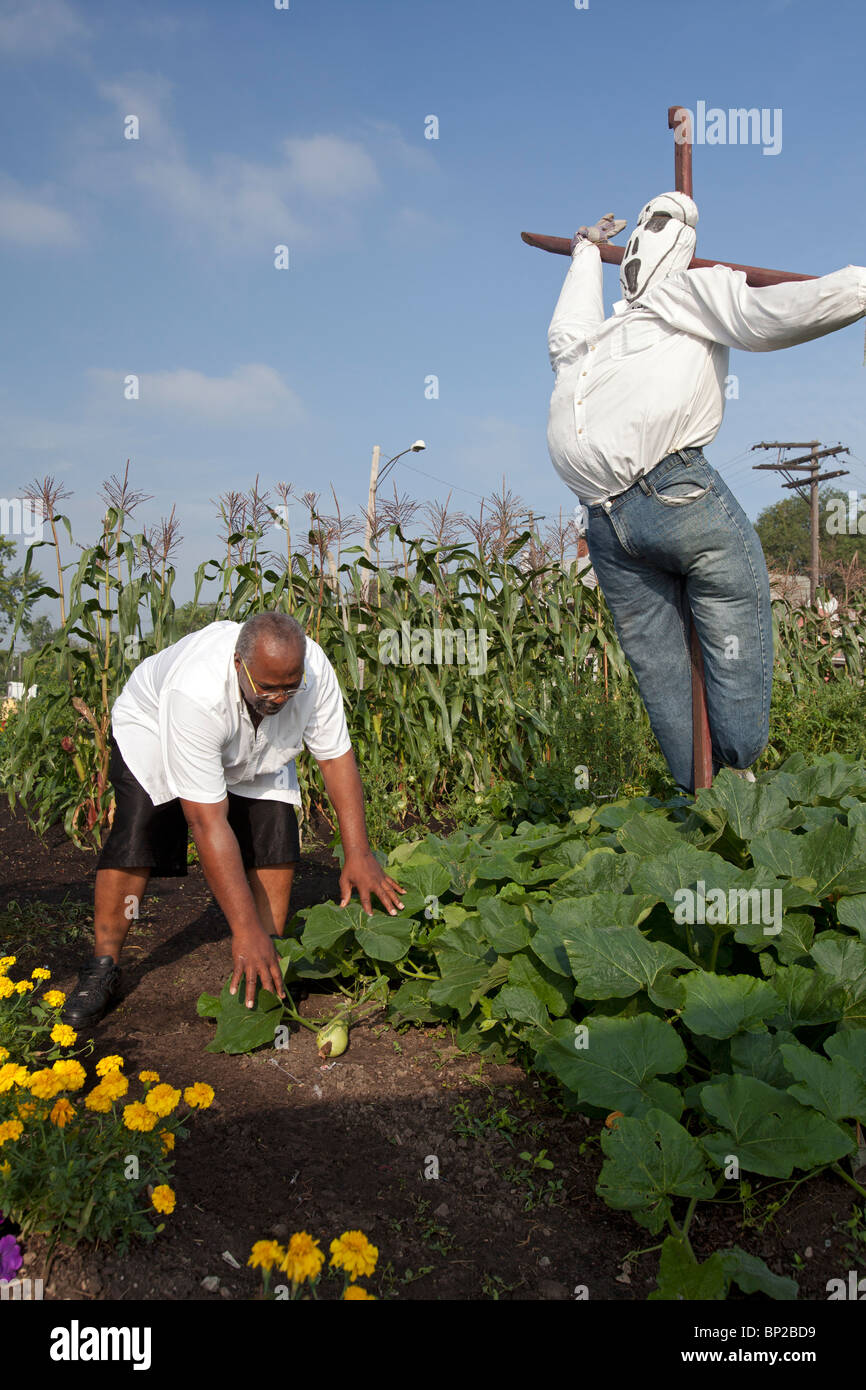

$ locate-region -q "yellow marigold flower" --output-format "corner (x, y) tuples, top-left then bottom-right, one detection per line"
(0, 1047), (8, 1062)
(151, 1184), (176, 1215)
(50, 1097), (76, 1128)
(343, 1285), (376, 1300)
(43, 990), (66, 1008)
(145, 1083), (181, 1118)
(51, 1059), (86, 1091)
(14, 980), (34, 994)
(0, 955), (16, 973)
(183, 1082), (214, 1110)
(0, 1119), (24, 1146)
(0, 1160), (10, 1176)
(31, 967), (51, 981)
(0, 978), (15, 999)
(84, 1085), (113, 1113)
(158, 1129), (175, 1154)
(138, 1070), (160, 1084)
(329, 1230), (378, 1282)
(280, 1232), (325, 1284)
(0, 1063), (29, 1092)
(248, 1240), (286, 1272)
(123, 1102), (157, 1132)
(99, 1072), (129, 1101)
(50, 1023), (77, 1047)
(96, 1054), (124, 1077)
(28, 1068), (64, 1100)
(17, 1100), (39, 1119)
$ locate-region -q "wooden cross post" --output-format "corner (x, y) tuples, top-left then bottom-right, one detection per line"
(523, 102), (817, 792)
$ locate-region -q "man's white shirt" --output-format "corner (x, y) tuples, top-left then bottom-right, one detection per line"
(546, 240), (866, 505)
(111, 621), (352, 807)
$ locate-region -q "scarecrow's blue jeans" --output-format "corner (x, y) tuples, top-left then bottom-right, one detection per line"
(585, 447), (773, 795)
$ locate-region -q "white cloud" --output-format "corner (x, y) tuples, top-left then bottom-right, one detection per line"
(70, 78), (382, 251)
(0, 176), (81, 245)
(86, 363), (307, 424)
(0, 0), (88, 53)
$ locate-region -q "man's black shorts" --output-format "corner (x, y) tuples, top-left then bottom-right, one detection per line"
(96, 736), (301, 877)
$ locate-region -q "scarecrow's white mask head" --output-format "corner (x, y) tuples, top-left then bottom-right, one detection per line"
(619, 192), (698, 303)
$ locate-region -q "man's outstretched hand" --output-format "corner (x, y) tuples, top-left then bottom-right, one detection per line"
(339, 849), (406, 916)
(229, 924), (286, 1009)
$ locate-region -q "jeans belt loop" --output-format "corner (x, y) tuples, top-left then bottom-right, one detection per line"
(637, 475), (652, 496)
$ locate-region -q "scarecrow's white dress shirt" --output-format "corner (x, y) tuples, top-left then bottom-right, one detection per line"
(111, 621), (352, 806)
(546, 241), (866, 505)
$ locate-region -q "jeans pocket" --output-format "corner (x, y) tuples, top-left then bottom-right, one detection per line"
(650, 464), (712, 507)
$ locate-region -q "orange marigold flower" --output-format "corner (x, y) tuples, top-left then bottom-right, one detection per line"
(50, 1098), (75, 1128)
(151, 1184), (176, 1214)
(51, 1059), (86, 1091)
(28, 1068), (64, 1100)
(95, 1055), (124, 1077)
(145, 1083), (181, 1118)
(84, 1085), (113, 1113)
(329, 1230), (378, 1282)
(123, 1102), (157, 1132)
(0, 1119), (24, 1146)
(183, 1082), (214, 1110)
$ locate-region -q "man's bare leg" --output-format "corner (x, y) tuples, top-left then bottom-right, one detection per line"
(94, 867), (151, 963)
(247, 864), (295, 936)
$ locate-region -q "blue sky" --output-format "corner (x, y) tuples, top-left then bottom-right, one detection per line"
(2, 0), (865, 620)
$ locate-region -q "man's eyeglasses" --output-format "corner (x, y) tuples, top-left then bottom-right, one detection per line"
(240, 657), (306, 699)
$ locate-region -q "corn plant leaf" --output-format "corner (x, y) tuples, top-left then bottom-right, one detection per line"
(700, 1075), (854, 1176)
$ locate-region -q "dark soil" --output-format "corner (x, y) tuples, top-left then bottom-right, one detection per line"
(0, 800), (862, 1302)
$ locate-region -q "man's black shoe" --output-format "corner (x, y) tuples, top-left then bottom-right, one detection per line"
(62, 955), (122, 1028)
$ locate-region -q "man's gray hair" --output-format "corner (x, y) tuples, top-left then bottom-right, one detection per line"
(235, 612), (306, 664)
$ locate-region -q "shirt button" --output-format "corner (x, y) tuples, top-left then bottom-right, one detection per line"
(578, 428), (583, 434)
(590, 346), (596, 351)
(603, 501), (611, 511)
(577, 400), (583, 405)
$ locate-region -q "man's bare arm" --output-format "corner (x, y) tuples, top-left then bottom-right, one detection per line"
(180, 797), (286, 1006)
(315, 748), (405, 915)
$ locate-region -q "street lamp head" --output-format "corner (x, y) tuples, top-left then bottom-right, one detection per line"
(411, 441), (426, 452)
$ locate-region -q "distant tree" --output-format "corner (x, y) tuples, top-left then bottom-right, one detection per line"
(171, 600), (220, 637)
(0, 536), (43, 641)
(754, 486), (865, 584)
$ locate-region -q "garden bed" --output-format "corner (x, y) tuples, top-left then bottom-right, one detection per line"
(1, 801), (861, 1301)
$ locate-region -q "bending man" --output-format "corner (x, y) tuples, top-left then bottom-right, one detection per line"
(63, 612), (404, 1028)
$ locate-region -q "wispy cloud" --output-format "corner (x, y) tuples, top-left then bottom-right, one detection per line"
(66, 75), (384, 253)
(0, 175), (81, 245)
(0, 0), (88, 54)
(86, 363), (307, 424)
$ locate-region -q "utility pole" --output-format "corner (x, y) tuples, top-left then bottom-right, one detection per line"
(752, 441), (850, 604)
